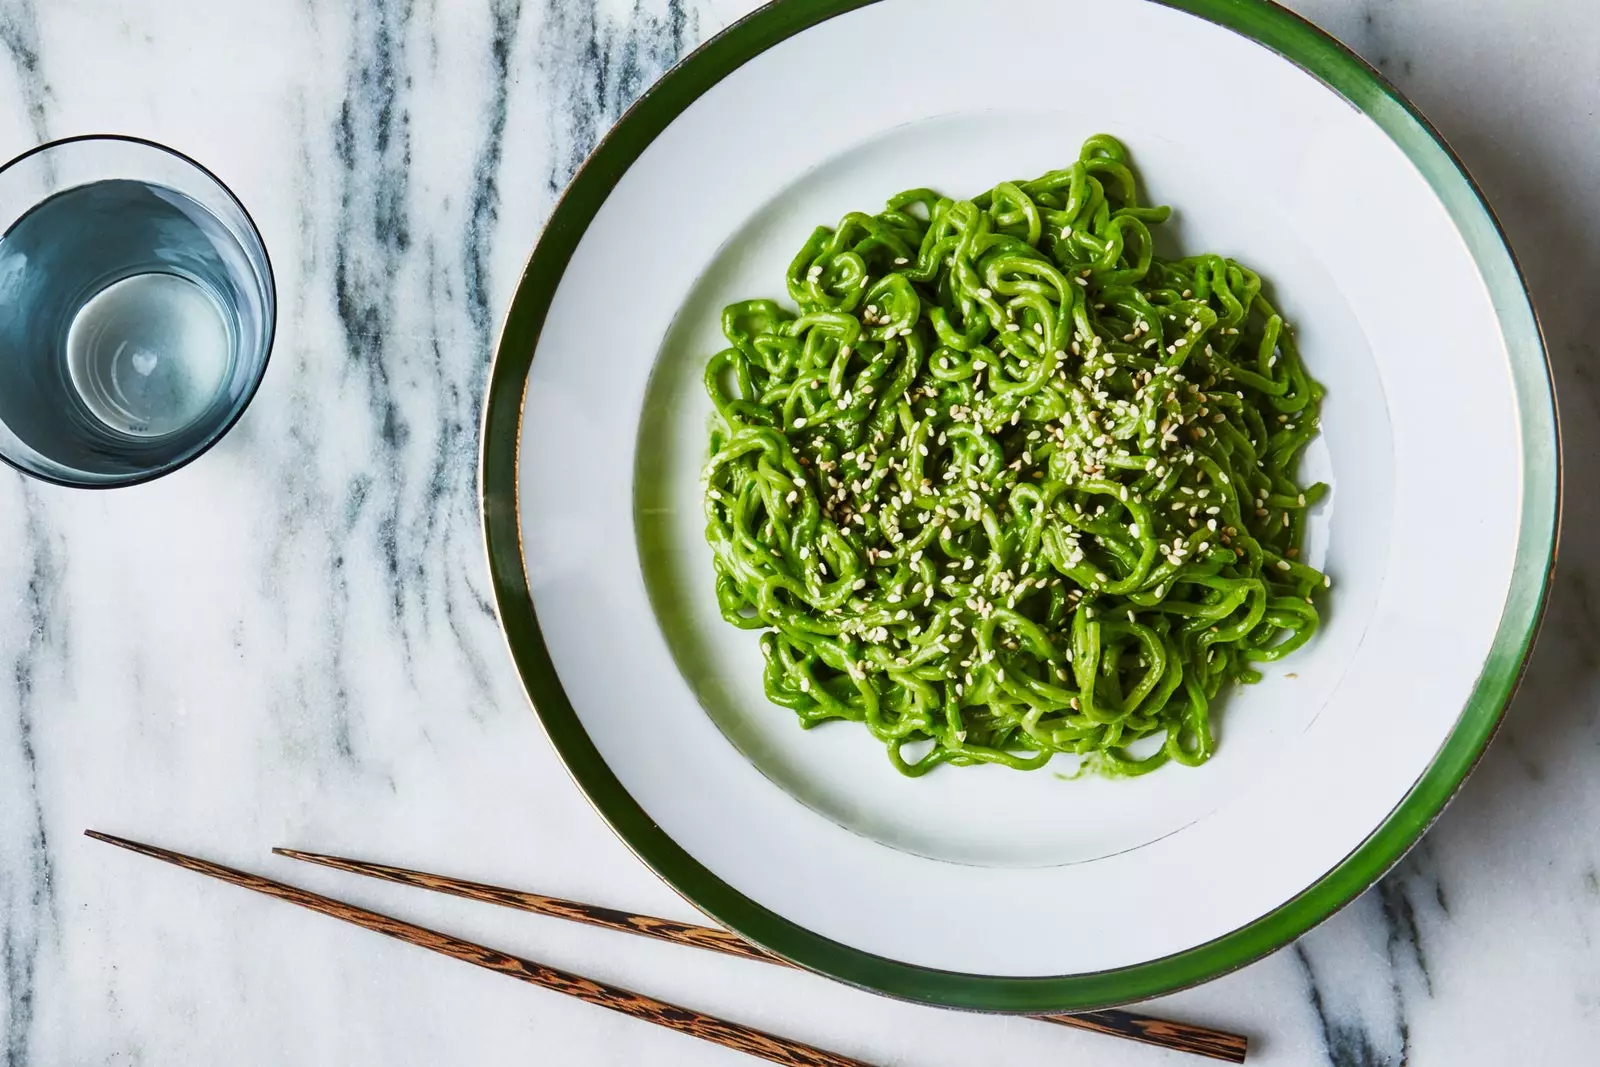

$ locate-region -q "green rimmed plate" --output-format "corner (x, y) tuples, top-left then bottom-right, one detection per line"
(482, 0), (1558, 1011)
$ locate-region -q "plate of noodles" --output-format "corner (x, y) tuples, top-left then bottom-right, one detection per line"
(481, 0), (1559, 1010)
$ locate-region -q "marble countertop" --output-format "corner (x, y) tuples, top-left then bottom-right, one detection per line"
(0, 0), (1594, 1063)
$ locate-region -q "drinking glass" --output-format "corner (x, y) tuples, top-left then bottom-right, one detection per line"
(0, 135), (275, 487)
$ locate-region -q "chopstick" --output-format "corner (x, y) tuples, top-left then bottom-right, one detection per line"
(272, 846), (1248, 1063)
(84, 831), (879, 1067)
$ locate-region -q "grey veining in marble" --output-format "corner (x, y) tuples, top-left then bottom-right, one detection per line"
(0, 487), (62, 1067)
(0, 0), (48, 144)
(0, 1), (1595, 1064)
(538, 0), (694, 191)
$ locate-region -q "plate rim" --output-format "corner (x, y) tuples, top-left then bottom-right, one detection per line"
(479, 0), (1561, 1011)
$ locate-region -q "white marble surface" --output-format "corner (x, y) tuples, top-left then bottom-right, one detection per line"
(0, 0), (1593, 1063)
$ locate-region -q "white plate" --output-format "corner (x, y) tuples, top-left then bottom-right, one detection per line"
(483, 0), (1558, 1010)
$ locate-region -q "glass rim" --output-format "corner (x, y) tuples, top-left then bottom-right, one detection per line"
(0, 132), (278, 490)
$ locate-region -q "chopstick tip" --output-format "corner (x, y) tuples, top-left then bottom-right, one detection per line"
(85, 830), (154, 857)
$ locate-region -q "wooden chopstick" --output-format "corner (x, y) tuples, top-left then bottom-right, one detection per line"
(84, 831), (879, 1067)
(272, 846), (1248, 1063)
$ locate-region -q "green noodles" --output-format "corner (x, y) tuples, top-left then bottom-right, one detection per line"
(700, 134), (1328, 777)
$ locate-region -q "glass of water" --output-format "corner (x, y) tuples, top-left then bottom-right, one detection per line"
(0, 135), (274, 487)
